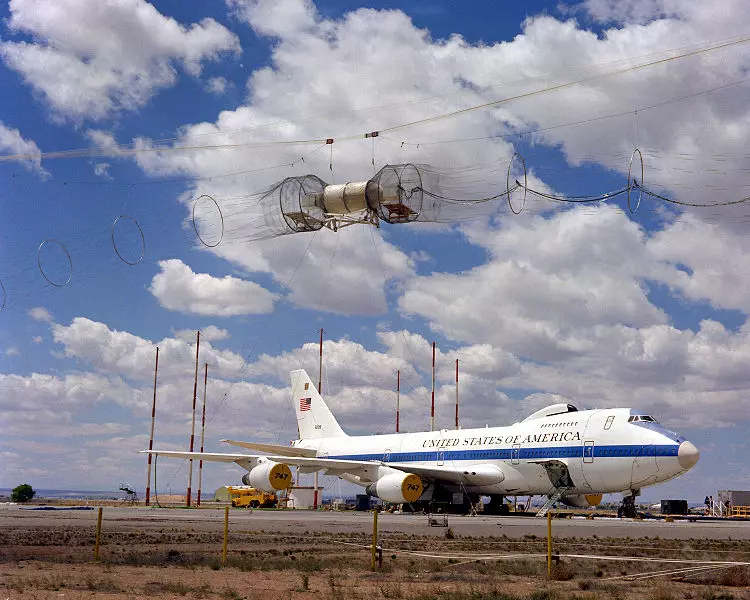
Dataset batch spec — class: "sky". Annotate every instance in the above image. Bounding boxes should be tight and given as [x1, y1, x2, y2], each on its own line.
[1, 0, 750, 503]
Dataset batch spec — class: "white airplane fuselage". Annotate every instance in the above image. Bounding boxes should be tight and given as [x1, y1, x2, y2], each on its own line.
[145, 370, 699, 506]
[296, 407, 697, 496]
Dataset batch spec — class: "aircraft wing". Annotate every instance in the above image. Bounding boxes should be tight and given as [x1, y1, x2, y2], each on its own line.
[141, 451, 504, 486]
[140, 450, 259, 470]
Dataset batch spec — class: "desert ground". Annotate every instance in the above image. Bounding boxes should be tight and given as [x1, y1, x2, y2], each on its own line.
[1, 505, 749, 600]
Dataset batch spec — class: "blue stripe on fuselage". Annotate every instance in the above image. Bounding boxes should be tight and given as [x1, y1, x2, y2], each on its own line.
[327, 444, 679, 463]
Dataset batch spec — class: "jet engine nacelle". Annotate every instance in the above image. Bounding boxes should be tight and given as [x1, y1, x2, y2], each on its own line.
[560, 494, 603, 508]
[365, 471, 423, 503]
[241, 461, 293, 493]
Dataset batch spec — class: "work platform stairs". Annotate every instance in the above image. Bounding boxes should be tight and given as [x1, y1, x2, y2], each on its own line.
[536, 487, 570, 518]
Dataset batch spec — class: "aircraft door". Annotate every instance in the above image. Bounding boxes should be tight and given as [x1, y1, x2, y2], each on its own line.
[577, 410, 601, 491]
[583, 441, 595, 463]
[437, 450, 445, 466]
[383, 449, 391, 463]
[511, 444, 520, 465]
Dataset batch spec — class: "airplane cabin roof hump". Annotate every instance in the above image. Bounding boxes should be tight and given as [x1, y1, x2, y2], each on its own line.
[522, 403, 579, 422]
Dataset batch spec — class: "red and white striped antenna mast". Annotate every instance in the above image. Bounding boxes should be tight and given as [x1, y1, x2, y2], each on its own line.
[186, 330, 200, 507]
[430, 341, 436, 431]
[396, 370, 400, 433]
[314, 328, 325, 510]
[197, 362, 208, 506]
[455, 358, 459, 429]
[145, 346, 159, 506]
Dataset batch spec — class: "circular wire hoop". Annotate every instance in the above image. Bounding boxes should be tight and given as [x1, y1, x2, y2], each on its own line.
[0, 278, 6, 311]
[506, 153, 527, 215]
[111, 214, 145, 266]
[192, 195, 224, 248]
[37, 239, 72, 287]
[627, 148, 644, 214]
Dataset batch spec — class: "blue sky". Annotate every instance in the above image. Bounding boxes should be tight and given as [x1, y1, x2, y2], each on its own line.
[2, 0, 750, 503]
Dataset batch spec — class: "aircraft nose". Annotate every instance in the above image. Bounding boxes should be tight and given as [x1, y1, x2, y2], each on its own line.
[678, 441, 700, 470]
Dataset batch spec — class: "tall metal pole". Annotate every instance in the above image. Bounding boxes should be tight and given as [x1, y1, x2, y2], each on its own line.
[431, 341, 436, 431]
[197, 362, 208, 507]
[186, 330, 200, 507]
[455, 358, 459, 430]
[314, 328, 324, 510]
[145, 346, 159, 506]
[396, 370, 400, 433]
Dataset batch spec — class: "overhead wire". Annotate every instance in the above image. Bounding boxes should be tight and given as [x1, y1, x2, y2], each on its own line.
[1, 33, 749, 164]
[380, 76, 750, 149]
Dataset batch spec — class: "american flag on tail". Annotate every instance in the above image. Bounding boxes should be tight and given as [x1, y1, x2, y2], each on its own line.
[299, 397, 312, 412]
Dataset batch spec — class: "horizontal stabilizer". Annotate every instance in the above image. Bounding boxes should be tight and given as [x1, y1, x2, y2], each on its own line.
[221, 439, 317, 457]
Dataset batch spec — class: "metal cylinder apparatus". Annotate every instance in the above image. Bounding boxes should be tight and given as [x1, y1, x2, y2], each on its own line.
[321, 181, 374, 214]
[260, 164, 426, 235]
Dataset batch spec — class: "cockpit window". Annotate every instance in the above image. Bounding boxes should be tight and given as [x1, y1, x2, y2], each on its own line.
[628, 415, 657, 423]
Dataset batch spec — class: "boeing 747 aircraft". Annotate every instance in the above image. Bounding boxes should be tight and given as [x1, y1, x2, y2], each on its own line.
[144, 369, 699, 516]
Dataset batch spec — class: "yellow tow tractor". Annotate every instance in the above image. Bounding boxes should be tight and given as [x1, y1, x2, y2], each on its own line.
[228, 486, 277, 508]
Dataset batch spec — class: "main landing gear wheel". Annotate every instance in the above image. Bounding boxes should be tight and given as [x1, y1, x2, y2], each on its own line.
[618, 495, 637, 518]
[485, 495, 510, 515]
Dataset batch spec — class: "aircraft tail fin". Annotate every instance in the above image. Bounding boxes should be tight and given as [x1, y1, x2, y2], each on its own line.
[291, 369, 347, 440]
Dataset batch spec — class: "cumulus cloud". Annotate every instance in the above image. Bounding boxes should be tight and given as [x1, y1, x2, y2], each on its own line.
[0, 371, 137, 414]
[0, 120, 47, 176]
[149, 259, 278, 316]
[401, 205, 668, 360]
[205, 76, 231, 95]
[51, 316, 248, 382]
[249, 337, 419, 388]
[228, 0, 317, 38]
[27, 306, 53, 322]
[1, 0, 240, 121]
[648, 213, 750, 313]
[172, 325, 231, 342]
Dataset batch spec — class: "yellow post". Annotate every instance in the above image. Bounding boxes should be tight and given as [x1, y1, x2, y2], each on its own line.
[371, 508, 379, 570]
[222, 506, 229, 567]
[94, 507, 103, 561]
[547, 511, 552, 579]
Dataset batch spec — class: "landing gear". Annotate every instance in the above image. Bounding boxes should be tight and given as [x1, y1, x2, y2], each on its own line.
[617, 490, 640, 518]
[484, 495, 510, 515]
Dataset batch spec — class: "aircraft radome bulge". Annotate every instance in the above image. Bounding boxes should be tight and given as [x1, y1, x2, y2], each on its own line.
[677, 441, 699, 470]
[584, 494, 603, 507]
[401, 474, 424, 503]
